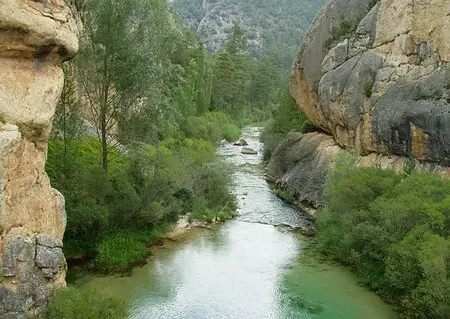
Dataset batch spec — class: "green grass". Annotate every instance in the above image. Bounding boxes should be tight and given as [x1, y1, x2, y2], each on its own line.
[42, 286, 127, 319]
[93, 226, 167, 272]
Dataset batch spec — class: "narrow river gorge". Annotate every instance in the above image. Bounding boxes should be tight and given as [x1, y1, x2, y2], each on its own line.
[77, 127, 398, 319]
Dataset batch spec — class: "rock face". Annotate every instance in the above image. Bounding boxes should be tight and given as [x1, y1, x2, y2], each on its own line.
[267, 132, 449, 210]
[0, 0, 79, 317]
[291, 0, 450, 166]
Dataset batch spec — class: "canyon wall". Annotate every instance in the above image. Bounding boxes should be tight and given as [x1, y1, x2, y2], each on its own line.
[0, 0, 79, 317]
[269, 0, 450, 209]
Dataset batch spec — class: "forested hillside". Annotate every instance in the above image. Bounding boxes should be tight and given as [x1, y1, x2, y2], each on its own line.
[173, 0, 326, 66]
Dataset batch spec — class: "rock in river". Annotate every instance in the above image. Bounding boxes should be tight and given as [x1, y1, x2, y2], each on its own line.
[241, 147, 258, 155]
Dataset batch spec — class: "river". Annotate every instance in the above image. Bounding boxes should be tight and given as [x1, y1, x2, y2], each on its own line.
[77, 126, 397, 319]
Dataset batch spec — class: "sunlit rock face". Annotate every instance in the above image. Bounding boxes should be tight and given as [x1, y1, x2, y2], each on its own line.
[0, 0, 79, 317]
[291, 0, 450, 166]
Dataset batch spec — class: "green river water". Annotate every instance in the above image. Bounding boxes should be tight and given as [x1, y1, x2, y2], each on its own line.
[77, 127, 398, 319]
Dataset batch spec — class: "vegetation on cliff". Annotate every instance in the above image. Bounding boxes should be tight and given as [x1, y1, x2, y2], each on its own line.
[316, 152, 450, 319]
[261, 87, 318, 160]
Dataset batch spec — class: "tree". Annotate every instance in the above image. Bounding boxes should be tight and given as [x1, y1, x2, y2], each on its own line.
[50, 63, 83, 180]
[248, 54, 283, 110]
[77, 0, 169, 171]
[211, 24, 253, 118]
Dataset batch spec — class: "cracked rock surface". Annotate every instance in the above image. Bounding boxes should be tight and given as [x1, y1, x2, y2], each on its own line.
[0, 0, 80, 317]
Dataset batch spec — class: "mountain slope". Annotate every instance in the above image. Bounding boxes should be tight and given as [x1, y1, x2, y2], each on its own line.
[173, 0, 326, 64]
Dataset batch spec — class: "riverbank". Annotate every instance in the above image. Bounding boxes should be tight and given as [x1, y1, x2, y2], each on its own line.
[67, 212, 236, 279]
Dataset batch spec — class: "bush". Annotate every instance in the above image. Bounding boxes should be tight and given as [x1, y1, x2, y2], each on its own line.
[316, 160, 450, 319]
[274, 188, 295, 205]
[42, 287, 127, 319]
[183, 111, 238, 143]
[221, 123, 241, 142]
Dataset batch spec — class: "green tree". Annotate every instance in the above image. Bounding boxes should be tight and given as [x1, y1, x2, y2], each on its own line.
[78, 0, 170, 170]
[212, 25, 253, 119]
[50, 63, 83, 180]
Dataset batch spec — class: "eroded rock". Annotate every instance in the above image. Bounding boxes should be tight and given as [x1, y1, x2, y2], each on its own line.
[268, 132, 450, 212]
[0, 0, 80, 316]
[291, 0, 450, 166]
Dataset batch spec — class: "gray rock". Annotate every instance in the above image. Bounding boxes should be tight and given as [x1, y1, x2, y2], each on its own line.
[356, 2, 379, 42]
[36, 234, 63, 248]
[0, 286, 27, 312]
[321, 39, 349, 74]
[233, 139, 248, 146]
[241, 147, 258, 155]
[2, 236, 34, 277]
[267, 132, 340, 208]
[297, 0, 377, 93]
[372, 67, 450, 165]
[35, 245, 65, 271]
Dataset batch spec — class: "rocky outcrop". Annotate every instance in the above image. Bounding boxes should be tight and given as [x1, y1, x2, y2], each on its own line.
[267, 132, 449, 211]
[0, 0, 79, 317]
[291, 0, 450, 166]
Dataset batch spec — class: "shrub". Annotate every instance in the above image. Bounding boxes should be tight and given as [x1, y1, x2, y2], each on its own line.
[414, 87, 443, 100]
[364, 79, 374, 98]
[42, 287, 127, 319]
[274, 188, 295, 205]
[183, 111, 237, 144]
[221, 123, 241, 142]
[316, 161, 450, 318]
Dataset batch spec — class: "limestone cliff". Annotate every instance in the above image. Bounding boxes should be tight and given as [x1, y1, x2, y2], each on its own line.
[0, 0, 79, 317]
[291, 0, 449, 165]
[269, 0, 450, 209]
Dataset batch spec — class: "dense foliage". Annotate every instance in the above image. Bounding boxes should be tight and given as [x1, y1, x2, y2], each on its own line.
[317, 152, 450, 319]
[47, 0, 251, 272]
[261, 86, 317, 160]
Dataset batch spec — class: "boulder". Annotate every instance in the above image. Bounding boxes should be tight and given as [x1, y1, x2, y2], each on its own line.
[241, 147, 258, 155]
[233, 139, 248, 146]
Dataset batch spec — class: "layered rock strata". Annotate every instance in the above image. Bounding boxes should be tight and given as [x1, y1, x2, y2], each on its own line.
[0, 0, 79, 317]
